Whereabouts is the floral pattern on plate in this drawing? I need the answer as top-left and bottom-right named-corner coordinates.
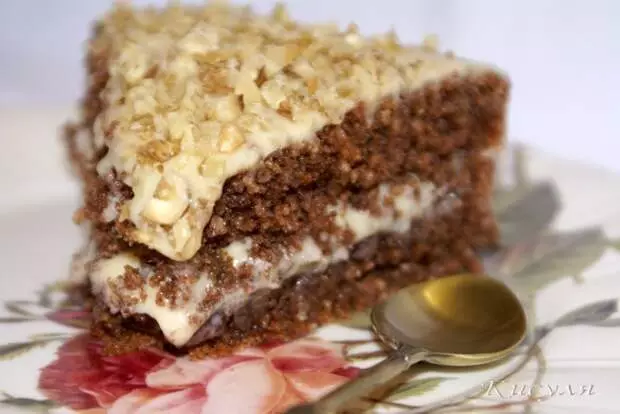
top-left (1, 145), bottom-right (620, 413)
top-left (37, 333), bottom-right (358, 414)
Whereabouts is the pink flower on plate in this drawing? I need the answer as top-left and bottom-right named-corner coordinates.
top-left (39, 334), bottom-right (359, 414)
top-left (38, 334), bottom-right (174, 410)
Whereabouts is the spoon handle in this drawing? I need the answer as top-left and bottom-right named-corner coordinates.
top-left (286, 348), bottom-right (427, 414)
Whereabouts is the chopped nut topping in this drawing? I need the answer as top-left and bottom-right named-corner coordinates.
top-left (137, 139), bottom-right (180, 163)
top-left (218, 124), bottom-right (245, 152)
top-left (92, 1), bottom-right (484, 261)
top-left (306, 77), bottom-right (319, 94)
top-left (255, 67), bottom-right (268, 87)
top-left (277, 100), bottom-right (293, 119)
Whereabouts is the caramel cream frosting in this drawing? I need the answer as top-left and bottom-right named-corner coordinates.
top-left (90, 1), bottom-right (494, 260)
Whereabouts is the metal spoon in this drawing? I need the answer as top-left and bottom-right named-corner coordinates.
top-left (286, 273), bottom-right (527, 414)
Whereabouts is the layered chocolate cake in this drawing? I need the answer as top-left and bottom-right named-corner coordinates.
top-left (65, 2), bottom-right (509, 358)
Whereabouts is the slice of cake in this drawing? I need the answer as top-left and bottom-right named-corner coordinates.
top-left (66, 2), bottom-right (509, 357)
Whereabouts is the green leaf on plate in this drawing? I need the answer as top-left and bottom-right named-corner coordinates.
top-left (4, 301), bottom-right (37, 317)
top-left (493, 145), bottom-right (531, 208)
top-left (518, 292), bottom-right (538, 340)
top-left (0, 341), bottom-right (47, 361)
top-left (385, 377), bottom-right (450, 401)
top-left (492, 146), bottom-right (561, 245)
top-left (496, 228), bottom-right (607, 295)
top-left (494, 182), bottom-right (560, 246)
top-left (0, 393), bottom-right (57, 413)
top-left (347, 349), bottom-right (387, 362)
top-left (0, 317), bottom-right (35, 323)
top-left (36, 280), bottom-right (77, 310)
top-left (555, 299), bottom-right (618, 327)
top-left (29, 332), bottom-right (70, 342)
top-left (588, 318), bottom-right (620, 327)
top-left (37, 283), bottom-right (63, 309)
top-left (531, 300), bottom-right (620, 344)
top-left (512, 144), bottom-right (529, 187)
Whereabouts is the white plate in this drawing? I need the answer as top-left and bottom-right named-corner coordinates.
top-left (0, 109), bottom-right (619, 413)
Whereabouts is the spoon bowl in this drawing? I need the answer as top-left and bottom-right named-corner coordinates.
top-left (286, 273), bottom-right (527, 414)
top-left (372, 273), bottom-right (527, 366)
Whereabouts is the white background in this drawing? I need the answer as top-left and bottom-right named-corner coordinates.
top-left (1, 0), bottom-right (618, 171)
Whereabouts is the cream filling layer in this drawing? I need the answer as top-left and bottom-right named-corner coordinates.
top-left (89, 179), bottom-right (447, 347)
